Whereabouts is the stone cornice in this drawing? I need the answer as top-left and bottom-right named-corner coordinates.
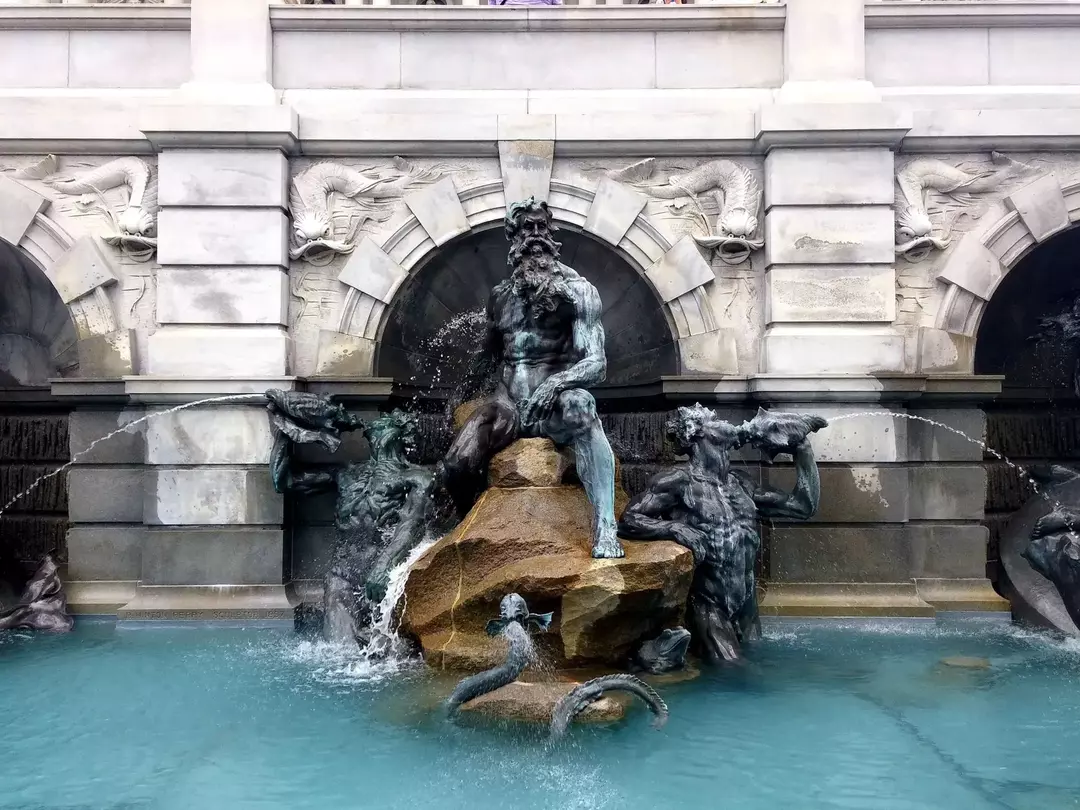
top-left (269, 4), bottom-right (785, 33)
top-left (0, 5), bottom-right (189, 31)
top-left (140, 104), bottom-right (299, 153)
top-left (866, 1), bottom-right (1080, 29)
top-left (4, 96), bottom-right (1080, 156)
top-left (902, 108), bottom-right (1080, 153)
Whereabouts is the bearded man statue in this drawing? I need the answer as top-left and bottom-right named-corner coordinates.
top-left (438, 198), bottom-right (623, 559)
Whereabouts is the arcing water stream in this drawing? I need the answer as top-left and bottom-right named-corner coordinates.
top-left (0, 393), bottom-right (269, 520)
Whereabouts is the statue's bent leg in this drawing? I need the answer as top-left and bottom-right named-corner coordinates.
top-left (441, 395), bottom-right (518, 516)
top-left (544, 388), bottom-right (622, 559)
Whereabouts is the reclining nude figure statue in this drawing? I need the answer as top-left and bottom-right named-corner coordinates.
top-left (618, 405), bottom-right (827, 663)
top-left (265, 390), bottom-right (434, 646)
top-left (439, 197), bottom-right (623, 559)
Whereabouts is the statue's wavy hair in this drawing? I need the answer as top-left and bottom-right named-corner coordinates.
top-left (504, 197), bottom-right (559, 241)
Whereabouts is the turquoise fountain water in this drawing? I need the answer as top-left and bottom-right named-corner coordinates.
top-left (2, 618), bottom-right (1079, 810)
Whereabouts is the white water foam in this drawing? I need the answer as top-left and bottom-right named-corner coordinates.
top-left (289, 532), bottom-right (440, 685)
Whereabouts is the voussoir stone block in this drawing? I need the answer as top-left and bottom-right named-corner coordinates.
top-left (585, 177), bottom-right (648, 247)
top-left (0, 175), bottom-right (48, 246)
top-left (645, 235), bottom-right (714, 303)
top-left (313, 329), bottom-right (376, 376)
top-left (145, 467), bottom-right (282, 526)
top-left (404, 176), bottom-right (468, 247)
top-left (52, 236), bottom-right (119, 304)
top-left (76, 330), bottom-right (135, 377)
top-left (499, 139), bottom-right (554, 204)
top-left (339, 239), bottom-right (407, 304)
top-left (1006, 173), bottom-right (1070, 244)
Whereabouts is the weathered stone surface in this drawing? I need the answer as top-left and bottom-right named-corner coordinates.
top-left (489, 438), bottom-right (571, 488)
top-left (401, 479), bottom-right (692, 670)
top-left (459, 681), bottom-right (626, 725)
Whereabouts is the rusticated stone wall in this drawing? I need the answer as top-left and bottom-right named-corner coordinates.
top-left (0, 413), bottom-right (70, 567)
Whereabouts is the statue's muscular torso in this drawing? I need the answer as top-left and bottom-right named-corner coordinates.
top-left (489, 264), bottom-right (594, 405)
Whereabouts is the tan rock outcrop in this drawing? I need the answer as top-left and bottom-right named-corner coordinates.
top-left (400, 440), bottom-right (691, 670)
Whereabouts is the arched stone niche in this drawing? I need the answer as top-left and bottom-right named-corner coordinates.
top-left (921, 173), bottom-right (1080, 375)
top-left (0, 176), bottom-right (134, 378)
top-left (312, 176), bottom-right (732, 378)
top-left (0, 239), bottom-right (78, 386)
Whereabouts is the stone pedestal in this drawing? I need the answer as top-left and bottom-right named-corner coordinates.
top-left (400, 439), bottom-right (692, 670)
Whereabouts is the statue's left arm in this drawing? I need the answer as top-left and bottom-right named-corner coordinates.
top-left (750, 440), bottom-right (821, 521)
top-left (523, 281), bottom-right (606, 424)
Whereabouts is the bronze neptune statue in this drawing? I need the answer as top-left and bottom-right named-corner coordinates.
top-left (439, 198), bottom-right (624, 559)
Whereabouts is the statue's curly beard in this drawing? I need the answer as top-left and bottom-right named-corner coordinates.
top-left (507, 233), bottom-right (569, 313)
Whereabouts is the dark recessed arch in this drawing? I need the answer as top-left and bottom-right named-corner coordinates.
top-left (375, 225), bottom-right (679, 390)
top-left (0, 238), bottom-right (78, 387)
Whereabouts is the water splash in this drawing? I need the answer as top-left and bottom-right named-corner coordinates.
top-left (295, 532), bottom-right (438, 684)
top-left (359, 530), bottom-right (440, 664)
top-left (0, 393), bottom-right (267, 519)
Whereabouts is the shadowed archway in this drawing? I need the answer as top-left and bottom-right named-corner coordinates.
top-left (375, 225), bottom-right (679, 390)
top-left (975, 224), bottom-right (1080, 592)
top-left (0, 237), bottom-right (76, 587)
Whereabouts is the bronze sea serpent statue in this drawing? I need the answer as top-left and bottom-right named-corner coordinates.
top-left (265, 389), bottom-right (434, 646)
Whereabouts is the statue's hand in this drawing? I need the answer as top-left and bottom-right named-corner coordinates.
top-left (671, 525), bottom-right (709, 564)
top-left (522, 381), bottom-right (561, 426)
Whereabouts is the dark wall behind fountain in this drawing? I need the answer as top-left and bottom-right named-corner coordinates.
top-left (976, 225), bottom-right (1080, 584)
top-left (0, 405), bottom-right (70, 573)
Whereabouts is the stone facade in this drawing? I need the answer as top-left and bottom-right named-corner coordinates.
top-left (8, 0), bottom-right (1080, 618)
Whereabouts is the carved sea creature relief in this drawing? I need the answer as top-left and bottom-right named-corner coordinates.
top-left (607, 158), bottom-right (764, 265)
top-left (895, 151), bottom-right (1035, 262)
top-left (13, 154), bottom-right (159, 262)
top-left (289, 158), bottom-right (449, 265)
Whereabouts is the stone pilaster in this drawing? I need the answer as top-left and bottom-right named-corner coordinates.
top-left (50, 381), bottom-right (144, 614)
top-left (120, 0), bottom-right (299, 616)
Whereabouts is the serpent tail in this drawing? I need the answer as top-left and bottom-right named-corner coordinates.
top-left (445, 623), bottom-right (533, 716)
top-left (549, 674), bottom-right (668, 738)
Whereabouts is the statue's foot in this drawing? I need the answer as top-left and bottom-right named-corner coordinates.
top-left (591, 527), bottom-right (625, 559)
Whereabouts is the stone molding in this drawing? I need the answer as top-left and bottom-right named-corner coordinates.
top-left (314, 174), bottom-right (729, 376)
top-left (865, 1), bottom-right (1080, 29)
top-left (932, 174), bottom-right (1080, 355)
top-left (0, 175), bottom-right (134, 377)
top-left (0, 4), bottom-right (190, 31)
top-left (268, 4), bottom-right (787, 33)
